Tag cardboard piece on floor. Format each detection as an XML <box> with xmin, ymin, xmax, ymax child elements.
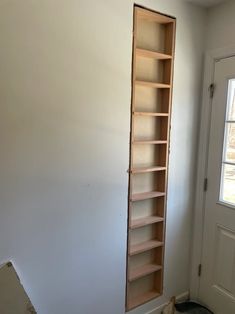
<box><xmin>0</xmin><ymin>262</ymin><xmax>36</xmax><ymax>314</ymax></box>
<box><xmin>162</xmin><ymin>297</ymin><xmax>175</xmax><ymax>314</ymax></box>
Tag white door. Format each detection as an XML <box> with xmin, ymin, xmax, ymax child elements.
<box><xmin>199</xmin><ymin>56</ymin><xmax>235</xmax><ymax>314</ymax></box>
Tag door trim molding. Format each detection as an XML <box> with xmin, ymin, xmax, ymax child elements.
<box><xmin>190</xmin><ymin>44</ymin><xmax>235</xmax><ymax>300</ymax></box>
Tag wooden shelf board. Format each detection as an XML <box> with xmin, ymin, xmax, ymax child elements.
<box><xmin>130</xmin><ymin>216</ymin><xmax>164</xmax><ymax>229</ymax></box>
<box><xmin>128</xmin><ymin>290</ymin><xmax>161</xmax><ymax>310</ymax></box>
<box><xmin>130</xmin><ymin>240</ymin><xmax>164</xmax><ymax>256</ymax></box>
<box><xmin>131</xmin><ymin>191</ymin><xmax>165</xmax><ymax>202</ymax></box>
<box><xmin>136</xmin><ymin>48</ymin><xmax>172</xmax><ymax>60</ymax></box>
<box><xmin>135</xmin><ymin>80</ymin><xmax>171</xmax><ymax>89</ymax></box>
<box><xmin>133</xmin><ymin>112</ymin><xmax>169</xmax><ymax>117</ymax></box>
<box><xmin>136</xmin><ymin>7</ymin><xmax>175</xmax><ymax>24</ymax></box>
<box><xmin>130</xmin><ymin>166</ymin><xmax>166</xmax><ymax>174</ymax></box>
<box><xmin>132</xmin><ymin>140</ymin><xmax>167</xmax><ymax>145</ymax></box>
<box><xmin>129</xmin><ymin>263</ymin><xmax>162</xmax><ymax>281</ymax></box>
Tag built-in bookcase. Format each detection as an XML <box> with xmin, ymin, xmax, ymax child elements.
<box><xmin>126</xmin><ymin>6</ymin><xmax>176</xmax><ymax>311</ymax></box>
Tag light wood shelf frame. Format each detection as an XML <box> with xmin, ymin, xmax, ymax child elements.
<box><xmin>126</xmin><ymin>5</ymin><xmax>176</xmax><ymax>311</ymax></box>
<box><xmin>129</xmin><ymin>290</ymin><xmax>161</xmax><ymax>310</ymax></box>
<box><xmin>129</xmin><ymin>263</ymin><xmax>162</xmax><ymax>281</ymax></box>
<box><xmin>136</xmin><ymin>48</ymin><xmax>172</xmax><ymax>60</ymax></box>
<box><xmin>130</xmin><ymin>166</ymin><xmax>166</xmax><ymax>174</ymax></box>
<box><xmin>133</xmin><ymin>112</ymin><xmax>169</xmax><ymax>117</ymax></box>
<box><xmin>132</xmin><ymin>140</ymin><xmax>167</xmax><ymax>145</ymax></box>
<box><xmin>135</xmin><ymin>80</ymin><xmax>171</xmax><ymax>89</ymax></box>
<box><xmin>130</xmin><ymin>240</ymin><xmax>164</xmax><ymax>256</ymax></box>
<box><xmin>130</xmin><ymin>191</ymin><xmax>165</xmax><ymax>202</ymax></box>
<box><xmin>130</xmin><ymin>216</ymin><xmax>164</xmax><ymax>229</ymax></box>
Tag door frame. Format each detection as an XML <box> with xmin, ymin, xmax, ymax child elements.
<box><xmin>190</xmin><ymin>45</ymin><xmax>235</xmax><ymax>300</ymax></box>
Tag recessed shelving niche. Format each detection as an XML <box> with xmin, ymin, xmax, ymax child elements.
<box><xmin>126</xmin><ymin>5</ymin><xmax>176</xmax><ymax>311</ymax></box>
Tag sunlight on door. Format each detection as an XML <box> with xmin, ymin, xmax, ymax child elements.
<box><xmin>220</xmin><ymin>79</ymin><xmax>235</xmax><ymax>206</ymax></box>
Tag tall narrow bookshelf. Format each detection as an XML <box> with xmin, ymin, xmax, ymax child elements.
<box><xmin>126</xmin><ymin>6</ymin><xmax>176</xmax><ymax>311</ymax></box>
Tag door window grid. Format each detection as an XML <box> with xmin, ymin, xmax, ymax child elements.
<box><xmin>220</xmin><ymin>79</ymin><xmax>235</xmax><ymax>206</ymax></box>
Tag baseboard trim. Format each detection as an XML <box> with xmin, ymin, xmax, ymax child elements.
<box><xmin>145</xmin><ymin>291</ymin><xmax>189</xmax><ymax>314</ymax></box>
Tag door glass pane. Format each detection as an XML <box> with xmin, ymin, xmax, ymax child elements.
<box><xmin>220</xmin><ymin>164</ymin><xmax>235</xmax><ymax>205</ymax></box>
<box><xmin>224</xmin><ymin>123</ymin><xmax>235</xmax><ymax>163</ymax></box>
<box><xmin>227</xmin><ymin>79</ymin><xmax>235</xmax><ymax>121</ymax></box>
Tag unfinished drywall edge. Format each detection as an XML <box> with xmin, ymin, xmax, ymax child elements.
<box><xmin>144</xmin><ymin>291</ymin><xmax>189</xmax><ymax>314</ymax></box>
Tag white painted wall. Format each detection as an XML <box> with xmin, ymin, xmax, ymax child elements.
<box><xmin>0</xmin><ymin>1</ymin><xmax>206</xmax><ymax>314</ymax></box>
<box><xmin>206</xmin><ymin>0</ymin><xmax>235</xmax><ymax>50</ymax></box>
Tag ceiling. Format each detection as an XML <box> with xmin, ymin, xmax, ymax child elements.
<box><xmin>186</xmin><ymin>0</ymin><xmax>228</xmax><ymax>7</ymax></box>
<box><xmin>0</xmin><ymin>0</ymin><xmax>228</xmax><ymax>8</ymax></box>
